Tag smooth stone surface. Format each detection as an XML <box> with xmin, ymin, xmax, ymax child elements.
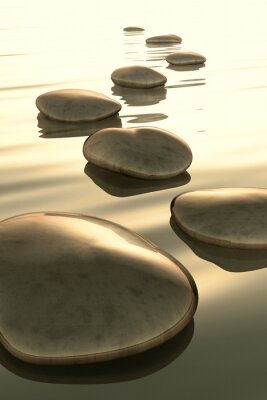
<box><xmin>166</xmin><ymin>51</ymin><xmax>206</xmax><ymax>65</ymax></box>
<box><xmin>171</xmin><ymin>188</ymin><xmax>267</xmax><ymax>249</ymax></box>
<box><xmin>0</xmin><ymin>212</ymin><xmax>197</xmax><ymax>365</ymax></box>
<box><xmin>36</xmin><ymin>89</ymin><xmax>122</xmax><ymax>122</ymax></box>
<box><xmin>123</xmin><ymin>26</ymin><xmax>144</xmax><ymax>32</ymax></box>
<box><xmin>146</xmin><ymin>34</ymin><xmax>182</xmax><ymax>44</ymax></box>
<box><xmin>85</xmin><ymin>162</ymin><xmax>190</xmax><ymax>197</ymax></box>
<box><xmin>0</xmin><ymin>321</ymin><xmax>194</xmax><ymax>384</ymax></box>
<box><xmin>83</xmin><ymin>127</ymin><xmax>193</xmax><ymax>180</ymax></box>
<box><xmin>38</xmin><ymin>113</ymin><xmax>122</xmax><ymax>138</ymax></box>
<box><xmin>111</xmin><ymin>66</ymin><xmax>167</xmax><ymax>89</ymax></box>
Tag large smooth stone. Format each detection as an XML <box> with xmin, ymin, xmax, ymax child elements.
<box><xmin>123</xmin><ymin>26</ymin><xmax>144</xmax><ymax>32</ymax></box>
<box><xmin>166</xmin><ymin>51</ymin><xmax>206</xmax><ymax>65</ymax></box>
<box><xmin>111</xmin><ymin>66</ymin><xmax>167</xmax><ymax>89</ymax></box>
<box><xmin>83</xmin><ymin>127</ymin><xmax>193</xmax><ymax>179</ymax></box>
<box><xmin>171</xmin><ymin>188</ymin><xmax>267</xmax><ymax>249</ymax></box>
<box><xmin>146</xmin><ymin>34</ymin><xmax>182</xmax><ymax>44</ymax></box>
<box><xmin>36</xmin><ymin>89</ymin><xmax>122</xmax><ymax>122</ymax></box>
<box><xmin>0</xmin><ymin>212</ymin><xmax>197</xmax><ymax>365</ymax></box>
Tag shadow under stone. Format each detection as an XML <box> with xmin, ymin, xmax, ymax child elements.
<box><xmin>167</xmin><ymin>64</ymin><xmax>206</xmax><ymax>72</ymax></box>
<box><xmin>85</xmin><ymin>163</ymin><xmax>191</xmax><ymax>197</ymax></box>
<box><xmin>0</xmin><ymin>320</ymin><xmax>194</xmax><ymax>384</ymax></box>
<box><xmin>111</xmin><ymin>85</ymin><xmax>167</xmax><ymax>107</ymax></box>
<box><xmin>38</xmin><ymin>113</ymin><xmax>122</xmax><ymax>138</ymax></box>
<box><xmin>170</xmin><ymin>217</ymin><xmax>267</xmax><ymax>273</ymax></box>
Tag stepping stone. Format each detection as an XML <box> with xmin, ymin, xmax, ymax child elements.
<box><xmin>123</xmin><ymin>26</ymin><xmax>145</xmax><ymax>32</ymax></box>
<box><xmin>166</xmin><ymin>51</ymin><xmax>206</xmax><ymax>65</ymax></box>
<box><xmin>83</xmin><ymin>126</ymin><xmax>192</xmax><ymax>179</ymax></box>
<box><xmin>36</xmin><ymin>89</ymin><xmax>122</xmax><ymax>122</ymax></box>
<box><xmin>0</xmin><ymin>212</ymin><xmax>197</xmax><ymax>365</ymax></box>
<box><xmin>146</xmin><ymin>34</ymin><xmax>182</xmax><ymax>44</ymax></box>
<box><xmin>171</xmin><ymin>188</ymin><xmax>267</xmax><ymax>249</ymax></box>
<box><xmin>111</xmin><ymin>66</ymin><xmax>167</xmax><ymax>89</ymax></box>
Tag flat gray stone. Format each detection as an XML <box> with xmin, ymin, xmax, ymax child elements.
<box><xmin>83</xmin><ymin>127</ymin><xmax>192</xmax><ymax>179</ymax></box>
<box><xmin>0</xmin><ymin>212</ymin><xmax>197</xmax><ymax>365</ymax></box>
<box><xmin>171</xmin><ymin>188</ymin><xmax>267</xmax><ymax>249</ymax></box>
<box><xmin>146</xmin><ymin>34</ymin><xmax>182</xmax><ymax>44</ymax></box>
<box><xmin>166</xmin><ymin>51</ymin><xmax>206</xmax><ymax>65</ymax></box>
<box><xmin>36</xmin><ymin>89</ymin><xmax>122</xmax><ymax>122</ymax></box>
<box><xmin>123</xmin><ymin>26</ymin><xmax>144</xmax><ymax>32</ymax></box>
<box><xmin>111</xmin><ymin>66</ymin><xmax>167</xmax><ymax>89</ymax></box>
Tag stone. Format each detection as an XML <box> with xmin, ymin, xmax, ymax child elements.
<box><xmin>83</xmin><ymin>127</ymin><xmax>192</xmax><ymax>180</ymax></box>
<box><xmin>146</xmin><ymin>34</ymin><xmax>182</xmax><ymax>44</ymax></box>
<box><xmin>0</xmin><ymin>212</ymin><xmax>197</xmax><ymax>365</ymax></box>
<box><xmin>171</xmin><ymin>188</ymin><xmax>267</xmax><ymax>249</ymax></box>
<box><xmin>36</xmin><ymin>89</ymin><xmax>122</xmax><ymax>122</ymax></box>
<box><xmin>123</xmin><ymin>26</ymin><xmax>144</xmax><ymax>32</ymax></box>
<box><xmin>166</xmin><ymin>51</ymin><xmax>206</xmax><ymax>65</ymax></box>
<box><xmin>111</xmin><ymin>66</ymin><xmax>167</xmax><ymax>89</ymax></box>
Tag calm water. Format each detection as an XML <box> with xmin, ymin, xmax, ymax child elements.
<box><xmin>0</xmin><ymin>0</ymin><xmax>267</xmax><ymax>398</ymax></box>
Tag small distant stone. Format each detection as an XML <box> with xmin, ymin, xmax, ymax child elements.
<box><xmin>111</xmin><ymin>66</ymin><xmax>167</xmax><ymax>89</ymax></box>
<box><xmin>0</xmin><ymin>212</ymin><xmax>197</xmax><ymax>364</ymax></box>
<box><xmin>146</xmin><ymin>34</ymin><xmax>182</xmax><ymax>44</ymax></box>
<box><xmin>171</xmin><ymin>188</ymin><xmax>267</xmax><ymax>249</ymax></box>
<box><xmin>123</xmin><ymin>26</ymin><xmax>145</xmax><ymax>32</ymax></box>
<box><xmin>166</xmin><ymin>51</ymin><xmax>206</xmax><ymax>65</ymax></box>
<box><xmin>36</xmin><ymin>89</ymin><xmax>122</xmax><ymax>122</ymax></box>
<box><xmin>83</xmin><ymin>126</ymin><xmax>192</xmax><ymax>179</ymax></box>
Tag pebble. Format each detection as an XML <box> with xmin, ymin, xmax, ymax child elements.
<box><xmin>83</xmin><ymin>126</ymin><xmax>193</xmax><ymax>179</ymax></box>
<box><xmin>146</xmin><ymin>34</ymin><xmax>182</xmax><ymax>44</ymax></box>
<box><xmin>166</xmin><ymin>51</ymin><xmax>206</xmax><ymax>65</ymax></box>
<box><xmin>0</xmin><ymin>212</ymin><xmax>197</xmax><ymax>364</ymax></box>
<box><xmin>171</xmin><ymin>188</ymin><xmax>267</xmax><ymax>248</ymax></box>
<box><xmin>111</xmin><ymin>66</ymin><xmax>167</xmax><ymax>89</ymax></box>
<box><xmin>36</xmin><ymin>89</ymin><xmax>121</xmax><ymax>122</ymax></box>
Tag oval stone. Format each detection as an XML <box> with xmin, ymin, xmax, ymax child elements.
<box><xmin>123</xmin><ymin>26</ymin><xmax>144</xmax><ymax>32</ymax></box>
<box><xmin>146</xmin><ymin>34</ymin><xmax>182</xmax><ymax>44</ymax></box>
<box><xmin>166</xmin><ymin>51</ymin><xmax>206</xmax><ymax>65</ymax></box>
<box><xmin>111</xmin><ymin>66</ymin><xmax>167</xmax><ymax>89</ymax></box>
<box><xmin>171</xmin><ymin>188</ymin><xmax>267</xmax><ymax>249</ymax></box>
<box><xmin>36</xmin><ymin>89</ymin><xmax>122</xmax><ymax>122</ymax></box>
<box><xmin>0</xmin><ymin>212</ymin><xmax>197</xmax><ymax>365</ymax></box>
<box><xmin>83</xmin><ymin>127</ymin><xmax>193</xmax><ymax>179</ymax></box>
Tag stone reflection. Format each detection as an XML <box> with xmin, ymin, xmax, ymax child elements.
<box><xmin>111</xmin><ymin>85</ymin><xmax>167</xmax><ymax>106</ymax></box>
<box><xmin>170</xmin><ymin>218</ymin><xmax>267</xmax><ymax>273</ymax></box>
<box><xmin>38</xmin><ymin>113</ymin><xmax>122</xmax><ymax>138</ymax></box>
<box><xmin>85</xmin><ymin>162</ymin><xmax>190</xmax><ymax>197</ymax></box>
<box><xmin>167</xmin><ymin>64</ymin><xmax>206</xmax><ymax>72</ymax></box>
<box><xmin>0</xmin><ymin>320</ymin><xmax>194</xmax><ymax>384</ymax></box>
<box><xmin>121</xmin><ymin>113</ymin><xmax>168</xmax><ymax>123</ymax></box>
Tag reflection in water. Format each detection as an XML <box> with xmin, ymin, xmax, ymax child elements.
<box><xmin>170</xmin><ymin>218</ymin><xmax>267</xmax><ymax>273</ymax></box>
<box><xmin>111</xmin><ymin>85</ymin><xmax>167</xmax><ymax>106</ymax></box>
<box><xmin>121</xmin><ymin>113</ymin><xmax>168</xmax><ymax>123</ymax></box>
<box><xmin>38</xmin><ymin>113</ymin><xmax>122</xmax><ymax>138</ymax></box>
<box><xmin>167</xmin><ymin>64</ymin><xmax>206</xmax><ymax>72</ymax></box>
<box><xmin>85</xmin><ymin>163</ymin><xmax>190</xmax><ymax>197</ymax></box>
<box><xmin>146</xmin><ymin>43</ymin><xmax>178</xmax><ymax>49</ymax></box>
<box><xmin>0</xmin><ymin>321</ymin><xmax>194</xmax><ymax>384</ymax></box>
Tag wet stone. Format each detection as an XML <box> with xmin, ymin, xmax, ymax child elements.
<box><xmin>83</xmin><ymin>126</ymin><xmax>193</xmax><ymax>180</ymax></box>
<box><xmin>36</xmin><ymin>89</ymin><xmax>122</xmax><ymax>122</ymax></box>
<box><xmin>111</xmin><ymin>66</ymin><xmax>167</xmax><ymax>89</ymax></box>
<box><xmin>166</xmin><ymin>51</ymin><xmax>206</xmax><ymax>65</ymax></box>
<box><xmin>0</xmin><ymin>212</ymin><xmax>197</xmax><ymax>365</ymax></box>
<box><xmin>171</xmin><ymin>188</ymin><xmax>267</xmax><ymax>249</ymax></box>
<box><xmin>146</xmin><ymin>34</ymin><xmax>182</xmax><ymax>44</ymax></box>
